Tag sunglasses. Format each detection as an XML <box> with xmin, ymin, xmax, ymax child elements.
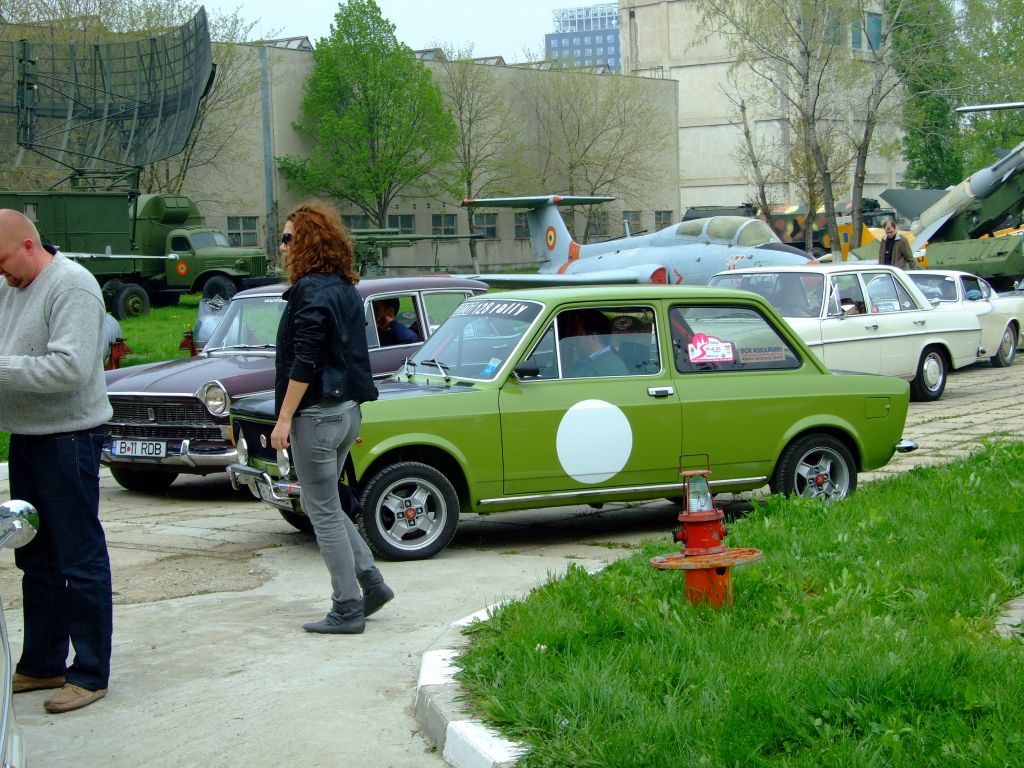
<box><xmin>281</xmin><ymin>232</ymin><xmax>293</xmax><ymax>245</ymax></box>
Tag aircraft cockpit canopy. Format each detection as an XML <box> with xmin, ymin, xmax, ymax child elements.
<box><xmin>675</xmin><ymin>216</ymin><xmax>780</xmax><ymax>247</ymax></box>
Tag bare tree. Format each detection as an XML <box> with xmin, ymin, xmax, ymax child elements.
<box><xmin>434</xmin><ymin>46</ymin><xmax>516</xmax><ymax>270</ymax></box>
<box><xmin>509</xmin><ymin>67</ymin><xmax>672</xmax><ymax>239</ymax></box>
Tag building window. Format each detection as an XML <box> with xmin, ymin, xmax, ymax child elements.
<box><xmin>584</xmin><ymin>36</ymin><xmax>592</xmax><ymax>44</ymax></box>
<box><xmin>597</xmin><ymin>47</ymin><xmax>604</xmax><ymax>55</ymax></box>
<box><xmin>472</xmin><ymin>212</ymin><xmax>498</xmax><ymax>239</ymax></box>
<box><xmin>343</xmin><ymin>214</ymin><xmax>370</xmax><ymax>230</ymax></box>
<box><xmin>655</xmin><ymin>210</ymin><xmax>674</xmax><ymax>229</ymax></box>
<box><xmin>227</xmin><ymin>215</ymin><xmax>259</xmax><ymax>247</ymax></box>
<box><xmin>551</xmin><ymin>39</ymin><xmax>558</xmax><ymax>48</ymax></box>
<box><xmin>514</xmin><ymin>213</ymin><xmax>530</xmax><ymax>240</ymax></box>
<box><xmin>852</xmin><ymin>12</ymin><xmax>882</xmax><ymax>51</ymax></box>
<box><xmin>588</xmin><ymin>211</ymin><xmax>609</xmax><ymax>238</ymax></box>
<box><xmin>387</xmin><ymin>214</ymin><xmax>414</xmax><ymax>234</ymax></box>
<box><xmin>623</xmin><ymin>210</ymin><xmax>642</xmax><ymax>233</ymax></box>
<box><xmin>432</xmin><ymin>213</ymin><xmax>456</xmax><ymax>236</ymax></box>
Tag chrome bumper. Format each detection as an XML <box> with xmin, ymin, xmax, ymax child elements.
<box><xmin>895</xmin><ymin>439</ymin><xmax>918</xmax><ymax>453</ymax></box>
<box><xmin>102</xmin><ymin>439</ymin><xmax>237</xmax><ymax>470</ymax></box>
<box><xmin>225</xmin><ymin>463</ymin><xmax>300</xmax><ymax>512</ymax></box>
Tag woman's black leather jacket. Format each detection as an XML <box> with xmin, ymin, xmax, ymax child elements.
<box><xmin>275</xmin><ymin>271</ymin><xmax>378</xmax><ymax>414</ymax></box>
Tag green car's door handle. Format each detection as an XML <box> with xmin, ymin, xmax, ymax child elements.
<box><xmin>647</xmin><ymin>386</ymin><xmax>674</xmax><ymax>398</ymax></box>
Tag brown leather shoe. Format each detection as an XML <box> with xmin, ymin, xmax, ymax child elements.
<box><xmin>43</xmin><ymin>684</ymin><xmax>107</xmax><ymax>713</ymax></box>
<box><xmin>12</xmin><ymin>672</ymin><xmax>66</xmax><ymax>694</ymax></box>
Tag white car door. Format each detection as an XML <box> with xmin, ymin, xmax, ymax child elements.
<box><xmin>860</xmin><ymin>271</ymin><xmax>934</xmax><ymax>378</ymax></box>
<box><xmin>818</xmin><ymin>273</ymin><xmax>883</xmax><ymax>373</ymax></box>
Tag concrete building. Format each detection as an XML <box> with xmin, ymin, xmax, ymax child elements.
<box><xmin>179</xmin><ymin>42</ymin><xmax>679</xmax><ymax>273</ymax></box>
<box><xmin>619</xmin><ymin>0</ymin><xmax>905</xmax><ymax>212</ymax></box>
<box><xmin>545</xmin><ymin>3</ymin><xmax>622</xmax><ymax>73</ymax></box>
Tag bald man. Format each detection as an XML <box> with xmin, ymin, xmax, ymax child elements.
<box><xmin>0</xmin><ymin>209</ymin><xmax>113</xmax><ymax>713</ymax></box>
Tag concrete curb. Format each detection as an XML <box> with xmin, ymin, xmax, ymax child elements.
<box><xmin>0</xmin><ymin>462</ymin><xmax>7</xmax><ymax>484</ymax></box>
<box><xmin>415</xmin><ymin>605</ymin><xmax>527</xmax><ymax>768</ymax></box>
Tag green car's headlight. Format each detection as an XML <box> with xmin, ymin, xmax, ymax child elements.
<box><xmin>277</xmin><ymin>448</ymin><xmax>291</xmax><ymax>478</ymax></box>
<box><xmin>236</xmin><ymin>433</ymin><xmax>249</xmax><ymax>464</ymax></box>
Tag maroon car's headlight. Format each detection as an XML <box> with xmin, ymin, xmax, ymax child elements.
<box><xmin>197</xmin><ymin>381</ymin><xmax>230</xmax><ymax>416</ymax></box>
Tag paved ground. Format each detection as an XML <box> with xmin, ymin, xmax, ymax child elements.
<box><xmin>1</xmin><ymin>360</ymin><xmax>1023</xmax><ymax>767</ymax></box>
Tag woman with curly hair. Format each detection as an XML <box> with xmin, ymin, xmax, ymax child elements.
<box><xmin>270</xmin><ymin>201</ymin><xmax>393</xmax><ymax>634</ymax></box>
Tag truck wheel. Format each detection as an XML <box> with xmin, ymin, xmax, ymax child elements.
<box><xmin>770</xmin><ymin>433</ymin><xmax>856</xmax><ymax>501</ymax></box>
<box><xmin>110</xmin><ymin>467</ymin><xmax>178</xmax><ymax>493</ymax></box>
<box><xmin>358</xmin><ymin>462</ymin><xmax>460</xmax><ymax>561</ymax></box>
<box><xmin>909</xmin><ymin>346</ymin><xmax>947</xmax><ymax>401</ymax></box>
<box><xmin>202</xmin><ymin>275</ymin><xmax>238</xmax><ymax>301</ymax></box>
<box><xmin>113</xmin><ymin>283</ymin><xmax>150</xmax><ymax>319</ymax></box>
<box><xmin>991</xmin><ymin>323</ymin><xmax>1018</xmax><ymax>368</ymax></box>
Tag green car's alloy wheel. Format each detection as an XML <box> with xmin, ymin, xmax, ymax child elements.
<box><xmin>770</xmin><ymin>433</ymin><xmax>856</xmax><ymax>501</ymax></box>
<box><xmin>909</xmin><ymin>346</ymin><xmax>947</xmax><ymax>402</ymax></box>
<box><xmin>358</xmin><ymin>461</ymin><xmax>460</xmax><ymax>561</ymax></box>
<box><xmin>110</xmin><ymin>467</ymin><xmax>178</xmax><ymax>493</ymax></box>
<box><xmin>991</xmin><ymin>323</ymin><xmax>1018</xmax><ymax>368</ymax></box>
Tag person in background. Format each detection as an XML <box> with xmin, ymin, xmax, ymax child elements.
<box><xmin>270</xmin><ymin>201</ymin><xmax>393</xmax><ymax>635</ymax></box>
<box><xmin>0</xmin><ymin>209</ymin><xmax>113</xmax><ymax>713</ymax></box>
<box><xmin>373</xmin><ymin>297</ymin><xmax>419</xmax><ymax>346</ymax></box>
<box><xmin>879</xmin><ymin>217</ymin><xmax>916</xmax><ymax>270</ymax></box>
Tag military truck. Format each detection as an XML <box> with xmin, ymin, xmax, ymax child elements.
<box><xmin>0</xmin><ymin>190</ymin><xmax>274</xmax><ymax>317</ymax></box>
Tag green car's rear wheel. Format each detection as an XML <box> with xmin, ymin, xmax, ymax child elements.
<box><xmin>770</xmin><ymin>433</ymin><xmax>856</xmax><ymax>501</ymax></box>
<box><xmin>358</xmin><ymin>462</ymin><xmax>460</xmax><ymax>561</ymax></box>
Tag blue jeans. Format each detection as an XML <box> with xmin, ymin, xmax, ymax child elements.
<box><xmin>290</xmin><ymin>400</ymin><xmax>375</xmax><ymax>605</ymax></box>
<box><xmin>9</xmin><ymin>428</ymin><xmax>113</xmax><ymax>690</ymax></box>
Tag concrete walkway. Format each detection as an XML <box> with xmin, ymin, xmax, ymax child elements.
<box><xmin>0</xmin><ymin>361</ymin><xmax>1022</xmax><ymax>767</ymax></box>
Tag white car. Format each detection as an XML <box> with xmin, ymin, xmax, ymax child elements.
<box><xmin>708</xmin><ymin>264</ymin><xmax>983</xmax><ymax>401</ymax></box>
<box><xmin>906</xmin><ymin>269</ymin><xmax>1023</xmax><ymax>368</ymax></box>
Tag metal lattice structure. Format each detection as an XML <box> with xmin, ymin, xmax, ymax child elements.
<box><xmin>0</xmin><ymin>9</ymin><xmax>213</xmax><ymax>186</ymax></box>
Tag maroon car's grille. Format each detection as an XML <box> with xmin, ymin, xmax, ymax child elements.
<box><xmin>107</xmin><ymin>397</ymin><xmax>222</xmax><ymax>441</ymax></box>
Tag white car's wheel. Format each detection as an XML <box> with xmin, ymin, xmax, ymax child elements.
<box><xmin>910</xmin><ymin>347</ymin><xmax>947</xmax><ymax>402</ymax></box>
<box><xmin>991</xmin><ymin>323</ymin><xmax>1018</xmax><ymax>368</ymax></box>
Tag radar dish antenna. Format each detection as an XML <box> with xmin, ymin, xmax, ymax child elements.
<box><xmin>0</xmin><ymin>8</ymin><xmax>214</xmax><ymax>190</ymax></box>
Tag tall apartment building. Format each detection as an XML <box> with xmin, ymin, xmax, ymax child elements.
<box><xmin>545</xmin><ymin>3</ymin><xmax>621</xmax><ymax>72</ymax></box>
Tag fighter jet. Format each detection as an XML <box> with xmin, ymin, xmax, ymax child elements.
<box><xmin>460</xmin><ymin>195</ymin><xmax>812</xmax><ymax>286</ymax></box>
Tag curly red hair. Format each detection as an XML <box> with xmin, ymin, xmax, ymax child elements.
<box><xmin>284</xmin><ymin>201</ymin><xmax>359</xmax><ymax>284</ymax></box>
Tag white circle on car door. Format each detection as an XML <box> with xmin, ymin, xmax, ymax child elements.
<box><xmin>556</xmin><ymin>399</ymin><xmax>633</xmax><ymax>483</ymax></box>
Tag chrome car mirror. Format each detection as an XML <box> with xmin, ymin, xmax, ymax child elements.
<box><xmin>0</xmin><ymin>500</ymin><xmax>39</xmax><ymax>550</ymax></box>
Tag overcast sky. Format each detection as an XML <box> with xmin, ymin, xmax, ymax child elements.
<box><xmin>204</xmin><ymin>0</ymin><xmax>568</xmax><ymax>62</ymax></box>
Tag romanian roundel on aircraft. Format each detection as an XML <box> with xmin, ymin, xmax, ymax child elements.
<box><xmin>545</xmin><ymin>226</ymin><xmax>556</xmax><ymax>251</ymax></box>
<box><xmin>176</xmin><ymin>261</ymin><xmax>189</xmax><ymax>276</ymax></box>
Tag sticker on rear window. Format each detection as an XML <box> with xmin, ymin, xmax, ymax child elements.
<box><xmin>688</xmin><ymin>333</ymin><xmax>734</xmax><ymax>363</ymax></box>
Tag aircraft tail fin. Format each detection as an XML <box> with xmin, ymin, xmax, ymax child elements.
<box><xmin>462</xmin><ymin>195</ymin><xmax>613</xmax><ymax>270</ymax></box>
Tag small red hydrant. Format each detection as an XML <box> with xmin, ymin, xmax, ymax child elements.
<box><xmin>650</xmin><ymin>469</ymin><xmax>762</xmax><ymax>606</ymax></box>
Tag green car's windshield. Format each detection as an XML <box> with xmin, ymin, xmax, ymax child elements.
<box><xmin>409</xmin><ymin>298</ymin><xmax>543</xmax><ymax>380</ymax></box>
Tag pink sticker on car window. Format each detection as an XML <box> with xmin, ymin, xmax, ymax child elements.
<box><xmin>688</xmin><ymin>333</ymin><xmax>734</xmax><ymax>363</ymax></box>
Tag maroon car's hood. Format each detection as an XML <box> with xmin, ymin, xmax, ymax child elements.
<box><xmin>105</xmin><ymin>352</ymin><xmax>275</xmax><ymax>398</ymax></box>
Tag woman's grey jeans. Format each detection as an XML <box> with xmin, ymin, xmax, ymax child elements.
<box><xmin>289</xmin><ymin>399</ymin><xmax>375</xmax><ymax>605</ymax></box>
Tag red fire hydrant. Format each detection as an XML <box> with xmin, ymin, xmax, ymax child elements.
<box><xmin>650</xmin><ymin>469</ymin><xmax>762</xmax><ymax>606</ymax></box>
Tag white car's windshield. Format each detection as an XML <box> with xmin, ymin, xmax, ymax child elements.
<box><xmin>409</xmin><ymin>298</ymin><xmax>543</xmax><ymax>380</ymax></box>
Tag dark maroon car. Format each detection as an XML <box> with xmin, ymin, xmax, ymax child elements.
<box><xmin>102</xmin><ymin>276</ymin><xmax>487</xmax><ymax>492</ymax></box>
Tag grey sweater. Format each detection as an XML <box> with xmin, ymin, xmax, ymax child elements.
<box><xmin>0</xmin><ymin>254</ymin><xmax>113</xmax><ymax>435</ymax></box>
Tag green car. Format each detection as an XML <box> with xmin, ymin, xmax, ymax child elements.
<box><xmin>226</xmin><ymin>286</ymin><xmax>917</xmax><ymax>561</ymax></box>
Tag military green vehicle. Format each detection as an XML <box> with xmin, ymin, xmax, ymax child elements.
<box><xmin>0</xmin><ymin>190</ymin><xmax>273</xmax><ymax>317</ymax></box>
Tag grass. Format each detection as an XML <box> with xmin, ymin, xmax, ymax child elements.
<box><xmin>0</xmin><ymin>295</ymin><xmax>202</xmax><ymax>462</ymax></box>
<box><xmin>457</xmin><ymin>440</ymin><xmax>1024</xmax><ymax>768</ymax></box>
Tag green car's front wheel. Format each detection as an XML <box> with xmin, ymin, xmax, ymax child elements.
<box><xmin>770</xmin><ymin>433</ymin><xmax>856</xmax><ymax>501</ymax></box>
<box><xmin>358</xmin><ymin>462</ymin><xmax>460</xmax><ymax>561</ymax></box>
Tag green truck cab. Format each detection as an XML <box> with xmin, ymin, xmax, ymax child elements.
<box><xmin>226</xmin><ymin>285</ymin><xmax>917</xmax><ymax>562</ymax></box>
<box><xmin>0</xmin><ymin>190</ymin><xmax>272</xmax><ymax>317</ymax></box>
